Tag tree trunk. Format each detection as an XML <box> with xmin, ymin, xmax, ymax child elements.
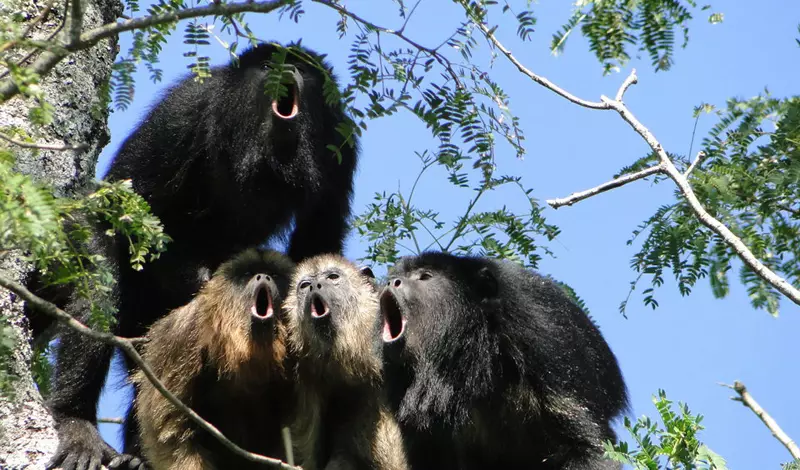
<box><xmin>0</xmin><ymin>0</ymin><xmax>121</xmax><ymax>467</ymax></box>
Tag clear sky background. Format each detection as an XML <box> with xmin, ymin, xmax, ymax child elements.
<box><xmin>93</xmin><ymin>2</ymin><xmax>800</xmax><ymax>468</ymax></box>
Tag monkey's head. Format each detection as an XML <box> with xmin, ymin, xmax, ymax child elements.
<box><xmin>285</xmin><ymin>254</ymin><xmax>381</xmax><ymax>384</ymax></box>
<box><xmin>230</xmin><ymin>41</ymin><xmax>356</xmax><ymax>188</ymax></box>
<box><xmin>379</xmin><ymin>252</ymin><xmax>502</xmax><ymax>427</ymax></box>
<box><xmin>196</xmin><ymin>248</ymin><xmax>296</xmax><ymax>377</ymax></box>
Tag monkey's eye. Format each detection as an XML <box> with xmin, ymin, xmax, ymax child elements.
<box><xmin>419</xmin><ymin>272</ymin><xmax>433</xmax><ymax>281</ymax></box>
<box><xmin>327</xmin><ymin>273</ymin><xmax>340</xmax><ymax>281</ymax></box>
<box><xmin>298</xmin><ymin>280</ymin><xmax>312</xmax><ymax>290</ymax></box>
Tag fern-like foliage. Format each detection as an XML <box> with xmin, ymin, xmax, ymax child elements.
<box><xmin>605</xmin><ymin>390</ymin><xmax>728</xmax><ymax>469</ymax></box>
<box><xmin>551</xmin><ymin>0</ymin><xmax>722</xmax><ymax>75</ymax></box>
<box><xmin>0</xmin><ymin>149</ymin><xmax>170</xmax><ymax>331</ymax></box>
<box><xmin>624</xmin><ymin>95</ymin><xmax>800</xmax><ymax>316</ymax></box>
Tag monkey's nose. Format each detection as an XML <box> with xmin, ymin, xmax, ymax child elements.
<box><xmin>254</xmin><ymin>274</ymin><xmax>272</xmax><ymax>282</ymax></box>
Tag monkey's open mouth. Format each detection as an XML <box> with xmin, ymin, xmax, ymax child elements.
<box><xmin>251</xmin><ymin>284</ymin><xmax>274</xmax><ymax>320</ymax></box>
<box><xmin>271</xmin><ymin>82</ymin><xmax>299</xmax><ymax>120</ymax></box>
<box><xmin>309</xmin><ymin>293</ymin><xmax>330</xmax><ymax>319</ymax></box>
<box><xmin>380</xmin><ymin>290</ymin><xmax>406</xmax><ymax>342</ymax></box>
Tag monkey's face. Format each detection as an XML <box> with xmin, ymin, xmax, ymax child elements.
<box><xmin>210</xmin><ymin>249</ymin><xmax>295</xmax><ymax>341</ymax></box>
<box><xmin>237</xmin><ymin>43</ymin><xmax>334</xmax><ymax>161</ymax></box>
<box><xmin>380</xmin><ymin>252</ymin><xmax>500</xmax><ymax>365</ymax></box>
<box><xmin>285</xmin><ymin>254</ymin><xmax>380</xmax><ymax>382</ymax></box>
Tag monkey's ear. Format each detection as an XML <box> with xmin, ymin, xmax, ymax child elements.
<box><xmin>359</xmin><ymin>266</ymin><xmax>375</xmax><ymax>280</ymax></box>
<box><xmin>475</xmin><ymin>266</ymin><xmax>498</xmax><ymax>299</ymax></box>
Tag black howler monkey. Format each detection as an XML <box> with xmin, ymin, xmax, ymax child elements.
<box><xmin>43</xmin><ymin>41</ymin><xmax>358</xmax><ymax>470</ymax></box>
<box><xmin>133</xmin><ymin>248</ymin><xmax>295</xmax><ymax>470</ymax></box>
<box><xmin>379</xmin><ymin>252</ymin><xmax>629</xmax><ymax>470</ymax></box>
<box><xmin>285</xmin><ymin>254</ymin><xmax>409</xmax><ymax>470</ymax></box>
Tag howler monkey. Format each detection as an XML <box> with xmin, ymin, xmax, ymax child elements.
<box><xmin>379</xmin><ymin>252</ymin><xmax>629</xmax><ymax>470</ymax></box>
<box><xmin>133</xmin><ymin>248</ymin><xmax>295</xmax><ymax>470</ymax></box>
<box><xmin>285</xmin><ymin>255</ymin><xmax>409</xmax><ymax>470</ymax></box>
<box><xmin>44</xmin><ymin>41</ymin><xmax>358</xmax><ymax>470</ymax></box>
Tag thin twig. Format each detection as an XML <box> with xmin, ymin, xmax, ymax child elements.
<box><xmin>311</xmin><ymin>0</ymin><xmax>463</xmax><ymax>88</ymax></box>
<box><xmin>684</xmin><ymin>151</ymin><xmax>708</xmax><ymax>176</ymax></box>
<box><xmin>0</xmin><ymin>132</ymin><xmax>87</xmax><ymax>151</ymax></box>
<box><xmin>547</xmin><ymin>164</ymin><xmax>664</xmax><ymax>209</ymax></box>
<box><xmin>0</xmin><ymin>274</ymin><xmax>300</xmax><ymax>470</ymax></box>
<box><xmin>723</xmin><ymin>381</ymin><xmax>800</xmax><ymax>460</ymax></box>
<box><xmin>615</xmin><ymin>69</ymin><xmax>638</xmax><ymax>102</ymax></box>
<box><xmin>471</xmin><ymin>14</ymin><xmax>610</xmax><ymax>110</ymax></box>
<box><xmin>68</xmin><ymin>0</ymin><xmax>83</xmax><ymax>43</ymax></box>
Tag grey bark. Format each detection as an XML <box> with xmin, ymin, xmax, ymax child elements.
<box><xmin>0</xmin><ymin>0</ymin><xmax>122</xmax><ymax>467</ymax></box>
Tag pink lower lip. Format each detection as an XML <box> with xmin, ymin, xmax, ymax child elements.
<box><xmin>251</xmin><ymin>305</ymin><xmax>274</xmax><ymax>318</ymax></box>
<box><xmin>382</xmin><ymin>318</ymin><xmax>405</xmax><ymax>342</ymax></box>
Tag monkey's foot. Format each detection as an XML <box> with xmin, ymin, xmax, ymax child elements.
<box><xmin>47</xmin><ymin>419</ymin><xmax>127</xmax><ymax>470</ymax></box>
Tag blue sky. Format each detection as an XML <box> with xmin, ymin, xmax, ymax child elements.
<box><xmin>94</xmin><ymin>2</ymin><xmax>800</xmax><ymax>467</ymax></box>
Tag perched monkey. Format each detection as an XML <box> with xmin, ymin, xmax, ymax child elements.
<box><xmin>380</xmin><ymin>252</ymin><xmax>629</xmax><ymax>470</ymax></box>
<box><xmin>133</xmin><ymin>249</ymin><xmax>296</xmax><ymax>470</ymax></box>
<box><xmin>40</xmin><ymin>40</ymin><xmax>359</xmax><ymax>470</ymax></box>
<box><xmin>285</xmin><ymin>255</ymin><xmax>408</xmax><ymax>470</ymax></box>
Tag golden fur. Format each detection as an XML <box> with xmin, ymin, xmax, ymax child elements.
<box><xmin>283</xmin><ymin>254</ymin><xmax>408</xmax><ymax>470</ymax></box>
<box><xmin>133</xmin><ymin>249</ymin><xmax>294</xmax><ymax>470</ymax></box>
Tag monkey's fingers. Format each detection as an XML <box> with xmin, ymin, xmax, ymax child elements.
<box><xmin>108</xmin><ymin>453</ymin><xmax>148</xmax><ymax>470</ymax></box>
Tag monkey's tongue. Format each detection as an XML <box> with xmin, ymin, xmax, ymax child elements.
<box><xmin>271</xmin><ymin>83</ymin><xmax>299</xmax><ymax>120</ymax></box>
<box><xmin>252</xmin><ymin>285</ymin><xmax>274</xmax><ymax>319</ymax></box>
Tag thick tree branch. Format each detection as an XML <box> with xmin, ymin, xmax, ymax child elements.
<box><xmin>0</xmin><ymin>0</ymin><xmax>292</xmax><ymax>102</ymax></box>
<box><xmin>724</xmin><ymin>381</ymin><xmax>800</xmax><ymax>460</ymax></box>
<box><xmin>547</xmin><ymin>163</ymin><xmax>665</xmax><ymax>209</ymax></box>
<box><xmin>0</xmin><ymin>274</ymin><xmax>300</xmax><ymax>470</ymax></box>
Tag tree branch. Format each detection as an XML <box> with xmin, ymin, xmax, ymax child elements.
<box><xmin>723</xmin><ymin>381</ymin><xmax>800</xmax><ymax>460</ymax></box>
<box><xmin>470</xmin><ymin>14</ymin><xmax>610</xmax><ymax>110</ymax></box>
<box><xmin>468</xmin><ymin>10</ymin><xmax>800</xmax><ymax>308</ymax></box>
<box><xmin>0</xmin><ymin>274</ymin><xmax>300</xmax><ymax>470</ymax></box>
<box><xmin>547</xmin><ymin>164</ymin><xmax>664</xmax><ymax>209</ymax></box>
<box><xmin>0</xmin><ymin>0</ymin><xmax>293</xmax><ymax>102</ymax></box>
<box><xmin>599</xmin><ymin>94</ymin><xmax>800</xmax><ymax>307</ymax></box>
<box><xmin>98</xmin><ymin>417</ymin><xmax>124</xmax><ymax>424</ymax></box>
<box><xmin>684</xmin><ymin>151</ymin><xmax>708</xmax><ymax>176</ymax></box>
<box><xmin>0</xmin><ymin>132</ymin><xmax>88</xmax><ymax>151</ymax></box>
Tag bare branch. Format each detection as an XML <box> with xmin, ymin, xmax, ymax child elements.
<box><xmin>0</xmin><ymin>0</ymin><xmax>292</xmax><ymax>102</ymax></box>
<box><xmin>723</xmin><ymin>381</ymin><xmax>800</xmax><ymax>460</ymax></box>
<box><xmin>684</xmin><ymin>151</ymin><xmax>708</xmax><ymax>176</ymax></box>
<box><xmin>464</xmin><ymin>8</ymin><xmax>800</xmax><ymax>308</ymax></box>
<box><xmin>0</xmin><ymin>274</ymin><xmax>300</xmax><ymax>470</ymax></box>
<box><xmin>470</xmin><ymin>13</ymin><xmax>610</xmax><ymax>110</ymax></box>
<box><xmin>615</xmin><ymin>69</ymin><xmax>638</xmax><ymax>102</ymax></box>
<box><xmin>547</xmin><ymin>164</ymin><xmax>664</xmax><ymax>209</ymax></box>
<box><xmin>0</xmin><ymin>132</ymin><xmax>88</xmax><ymax>151</ymax></box>
<box><xmin>599</xmin><ymin>94</ymin><xmax>800</xmax><ymax>306</ymax></box>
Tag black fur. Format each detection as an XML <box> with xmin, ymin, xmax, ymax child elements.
<box><xmin>379</xmin><ymin>252</ymin><xmax>629</xmax><ymax>470</ymax></box>
<box><xmin>43</xmin><ymin>41</ymin><xmax>358</xmax><ymax>470</ymax></box>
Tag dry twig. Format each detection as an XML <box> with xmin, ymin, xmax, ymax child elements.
<box><xmin>723</xmin><ymin>381</ymin><xmax>800</xmax><ymax>460</ymax></box>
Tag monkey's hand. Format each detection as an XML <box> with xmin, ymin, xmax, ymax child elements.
<box><xmin>46</xmin><ymin>419</ymin><xmax>145</xmax><ymax>470</ymax></box>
